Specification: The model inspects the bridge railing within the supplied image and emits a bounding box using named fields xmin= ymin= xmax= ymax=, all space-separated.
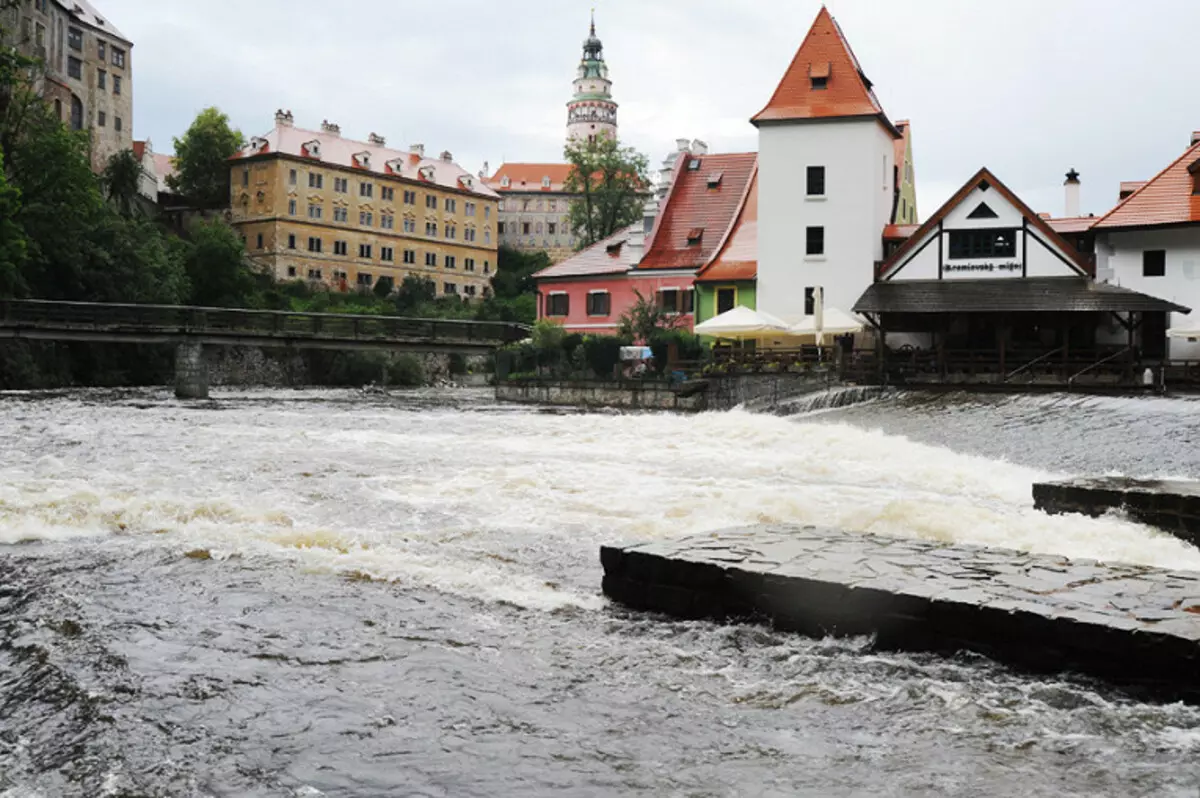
xmin=0 ymin=299 xmax=529 ymax=345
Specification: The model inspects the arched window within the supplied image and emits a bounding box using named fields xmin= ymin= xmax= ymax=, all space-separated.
xmin=69 ymin=95 xmax=83 ymax=131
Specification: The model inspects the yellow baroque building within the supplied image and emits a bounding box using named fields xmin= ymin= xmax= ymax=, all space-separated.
xmin=230 ymin=112 xmax=499 ymax=299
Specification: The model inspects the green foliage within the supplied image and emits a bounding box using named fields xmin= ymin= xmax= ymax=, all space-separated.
xmin=394 ymin=274 xmax=437 ymax=312
xmin=0 ymin=143 xmax=26 ymax=296
xmin=101 ymin=148 xmax=143 ymax=217
xmin=175 ymin=218 xmax=255 ymax=307
xmin=531 ymin=318 xmax=566 ymax=351
xmin=167 ymin=107 xmax=243 ymax=209
xmin=492 ymin=246 xmax=550 ymax=299
xmin=304 ymin=351 xmax=425 ymax=388
xmin=617 ymin=289 xmax=686 ymax=344
xmin=372 ymin=275 xmax=394 ymax=298
xmin=563 ymin=133 xmax=650 ymax=249
xmin=647 ymin=329 xmax=703 ymax=375
xmin=583 ymin=335 xmax=627 ymax=379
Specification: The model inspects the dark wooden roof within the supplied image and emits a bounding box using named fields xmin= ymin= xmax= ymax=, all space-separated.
xmin=853 ymin=278 xmax=1190 ymax=315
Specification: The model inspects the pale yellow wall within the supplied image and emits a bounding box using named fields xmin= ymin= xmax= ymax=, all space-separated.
xmin=231 ymin=157 xmax=499 ymax=298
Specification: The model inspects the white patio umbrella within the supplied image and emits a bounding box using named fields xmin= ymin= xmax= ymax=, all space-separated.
xmin=788 ymin=308 xmax=865 ymax=344
xmin=1168 ymin=324 xmax=1200 ymax=340
xmin=694 ymin=305 xmax=791 ymax=341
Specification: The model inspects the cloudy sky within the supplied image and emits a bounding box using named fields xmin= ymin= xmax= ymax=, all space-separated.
xmin=103 ymin=0 xmax=1197 ymax=220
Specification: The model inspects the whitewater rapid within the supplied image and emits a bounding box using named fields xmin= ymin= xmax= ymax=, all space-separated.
xmin=1 ymin=389 xmax=1195 ymax=613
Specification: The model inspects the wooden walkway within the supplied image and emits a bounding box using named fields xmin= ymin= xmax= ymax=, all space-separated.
xmin=0 ymin=299 xmax=527 ymax=355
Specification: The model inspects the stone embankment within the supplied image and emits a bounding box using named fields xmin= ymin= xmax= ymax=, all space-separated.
xmin=1034 ymin=478 xmax=1200 ymax=548
xmin=602 ymin=525 xmax=1200 ymax=701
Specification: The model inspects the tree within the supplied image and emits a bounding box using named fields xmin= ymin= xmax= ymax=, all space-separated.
xmin=394 ymin=275 xmax=437 ymax=313
xmin=0 ymin=143 xmax=26 ymax=296
xmin=175 ymin=218 xmax=254 ymax=307
xmin=563 ymin=133 xmax=649 ymax=249
xmin=167 ymin=107 xmax=243 ymax=209
xmin=101 ymin=148 xmax=143 ymax=217
xmin=492 ymin=246 xmax=550 ymax=300
xmin=617 ymin=289 xmax=685 ymax=344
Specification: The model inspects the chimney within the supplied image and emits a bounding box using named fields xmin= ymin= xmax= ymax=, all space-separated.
xmin=321 ymin=120 xmax=341 ymax=136
xmin=675 ymin=138 xmax=691 ymax=152
xmin=275 ymin=109 xmax=293 ymax=127
xmin=410 ymin=143 xmax=425 ymax=158
xmin=1192 ymin=131 xmax=1200 ymax=146
xmin=1064 ymin=168 xmax=1081 ymax=218
xmin=368 ymin=132 xmax=386 ymax=146
xmin=691 ymin=139 xmax=709 ymax=156
xmin=440 ymin=150 xmax=454 ymax=163
xmin=626 ymin=196 xmax=659 ymax=265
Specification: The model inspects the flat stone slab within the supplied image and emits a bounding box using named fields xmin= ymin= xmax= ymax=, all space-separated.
xmin=601 ymin=525 xmax=1200 ymax=702
xmin=1034 ymin=477 xmax=1200 ymax=547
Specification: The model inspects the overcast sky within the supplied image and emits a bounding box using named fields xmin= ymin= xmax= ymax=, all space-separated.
xmin=103 ymin=0 xmax=1197 ymax=220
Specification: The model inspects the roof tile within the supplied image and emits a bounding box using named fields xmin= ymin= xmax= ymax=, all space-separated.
xmin=533 ymin=223 xmax=641 ymax=280
xmin=1095 ymin=141 xmax=1200 ymax=230
xmin=485 ymin=163 xmax=575 ymax=193
xmin=696 ymin=167 xmax=759 ymax=283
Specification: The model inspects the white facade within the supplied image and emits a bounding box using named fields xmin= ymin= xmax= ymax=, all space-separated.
xmin=1096 ymin=227 xmax=1200 ymax=358
xmin=757 ymin=117 xmax=896 ymax=320
xmin=887 ymin=183 xmax=1087 ymax=282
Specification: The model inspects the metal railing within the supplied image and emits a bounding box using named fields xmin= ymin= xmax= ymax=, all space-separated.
xmin=1004 ymin=346 xmax=1065 ymax=383
xmin=0 ymin=299 xmax=528 ymax=347
xmin=1067 ymin=347 xmax=1134 ymax=389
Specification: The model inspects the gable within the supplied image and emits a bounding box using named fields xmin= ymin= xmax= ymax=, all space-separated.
xmin=881 ymin=170 xmax=1090 ymax=282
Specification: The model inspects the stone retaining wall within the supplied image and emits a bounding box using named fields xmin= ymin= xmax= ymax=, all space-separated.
xmin=495 ymin=380 xmax=704 ymax=412
xmin=1034 ymin=477 xmax=1200 ymax=547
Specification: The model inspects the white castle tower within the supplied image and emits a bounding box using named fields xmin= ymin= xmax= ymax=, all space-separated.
xmin=567 ymin=13 xmax=619 ymax=144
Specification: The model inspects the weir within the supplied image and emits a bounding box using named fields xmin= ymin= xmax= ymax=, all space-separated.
xmin=601 ymin=525 xmax=1200 ymax=701
xmin=1034 ymin=477 xmax=1200 ymax=547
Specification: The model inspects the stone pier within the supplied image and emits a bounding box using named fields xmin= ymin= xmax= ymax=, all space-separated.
xmin=1034 ymin=478 xmax=1200 ymax=547
xmin=174 ymin=341 xmax=209 ymax=399
xmin=601 ymin=525 xmax=1200 ymax=701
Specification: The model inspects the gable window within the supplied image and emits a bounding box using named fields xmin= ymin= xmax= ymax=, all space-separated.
xmin=806 ymin=226 xmax=825 ymax=256
xmin=948 ymin=229 xmax=1017 ymax=260
xmin=811 ymin=77 xmax=828 ymax=90
xmin=807 ymin=166 xmax=826 ymax=197
xmin=966 ymin=202 xmax=999 ymax=220
xmin=547 ymin=293 xmax=569 ymax=317
xmin=1143 ymin=250 xmax=1166 ymax=278
xmin=587 ymin=291 xmax=611 ymax=317
xmin=716 ymin=288 xmax=737 ymax=315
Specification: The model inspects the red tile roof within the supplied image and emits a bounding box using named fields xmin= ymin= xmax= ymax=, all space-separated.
xmin=696 ymin=166 xmax=759 ymax=283
xmin=752 ymin=6 xmax=896 ymax=136
xmin=533 ymin=223 xmax=641 ymax=280
xmin=132 ymin=140 xmax=146 ymax=161
xmin=638 ymin=152 xmax=757 ymax=271
xmin=485 ymin=163 xmax=575 ymax=193
xmin=882 ymin=223 xmax=920 ymax=240
xmin=1046 ymin=217 xmax=1097 ymax=235
xmin=879 ymin=168 xmax=1093 ymax=279
xmin=1119 ymin=180 xmax=1147 ymax=198
xmin=1094 ymin=141 xmax=1200 ymax=231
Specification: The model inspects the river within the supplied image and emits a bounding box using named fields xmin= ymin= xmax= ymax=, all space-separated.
xmin=2 ymin=388 xmax=1200 ymax=797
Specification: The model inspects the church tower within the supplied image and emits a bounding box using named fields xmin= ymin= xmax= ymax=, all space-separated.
xmin=567 ymin=13 xmax=619 ymax=145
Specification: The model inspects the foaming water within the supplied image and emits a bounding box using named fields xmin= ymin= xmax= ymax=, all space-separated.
xmin=3 ymin=387 xmax=1200 ymax=796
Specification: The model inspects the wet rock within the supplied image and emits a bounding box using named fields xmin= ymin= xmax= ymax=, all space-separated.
xmin=1034 ymin=478 xmax=1200 ymax=547
xmin=601 ymin=525 xmax=1200 ymax=702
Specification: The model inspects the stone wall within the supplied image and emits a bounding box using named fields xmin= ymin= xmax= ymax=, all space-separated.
xmin=496 ymin=380 xmax=703 ymax=412
xmin=705 ymin=372 xmax=841 ymax=411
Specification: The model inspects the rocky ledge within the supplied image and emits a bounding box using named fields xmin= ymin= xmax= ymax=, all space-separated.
xmin=1034 ymin=477 xmax=1200 ymax=547
xmin=601 ymin=525 xmax=1200 ymax=702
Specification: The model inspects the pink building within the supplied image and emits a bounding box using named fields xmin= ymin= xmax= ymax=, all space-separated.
xmin=534 ymin=148 xmax=758 ymax=336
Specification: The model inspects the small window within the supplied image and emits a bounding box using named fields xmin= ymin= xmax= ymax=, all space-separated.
xmin=404 ymin=250 xmax=416 ymax=264
xmin=288 ymin=200 xmax=297 ymax=216
xmin=1144 ymin=250 xmax=1166 ymax=278
xmin=426 ymin=195 xmax=438 ymax=209
xmin=426 ymin=252 xmax=437 ymax=267
xmin=811 ymin=77 xmax=828 ymax=90
xmin=716 ymin=288 xmax=736 ymax=315
xmin=381 ymin=186 xmax=394 ymax=201
xmin=587 ymin=292 xmax=611 ymax=317
xmin=308 ymin=172 xmax=323 ymax=189
xmin=333 ymin=241 xmax=348 ymax=256
xmin=522 ymin=223 xmax=531 ymax=236
xmin=307 ymin=204 xmax=322 ymax=220
xmin=359 ymin=244 xmax=373 ymax=259
xmin=334 ymin=207 xmax=348 ymax=222
xmin=97 ymin=70 xmax=106 ymax=90
xmin=360 ymin=182 xmax=374 ymax=198
xmin=360 ymin=211 xmax=374 ymax=227
xmin=98 ymin=41 xmax=106 ymax=60
xmin=241 ymin=169 xmax=249 ymax=187
xmin=682 ymin=291 xmax=695 ymax=315
xmin=805 ymin=287 xmax=816 ymax=316
xmin=307 ymin=237 xmax=322 ymax=253
xmin=465 ymin=258 xmax=475 ymax=272
xmin=444 ymin=283 xmax=458 ymax=296
xmin=287 ymin=234 xmax=297 ymax=250
xmin=307 ymin=268 xmax=322 ymax=280
xmin=548 ymin=222 xmax=557 ymax=235
xmin=806 ymin=166 xmax=825 ymax=197
xmin=687 ymin=159 xmax=701 ymax=171
xmin=966 ymin=202 xmax=999 ymax=220
xmin=111 ymin=48 xmax=125 ymax=68
xmin=114 ymin=117 xmax=122 ymax=132
xmin=381 ymin=247 xmax=394 ymax=262
xmin=806 ymin=227 xmax=825 ymax=256
xmin=67 ymin=56 xmax=82 ymax=79
xmin=289 ymin=169 xmax=297 ymax=186
xmin=113 ymin=75 xmax=121 ymax=95
xmin=97 ymin=111 xmax=106 ymax=127
xmin=547 ymin=294 xmax=569 ymax=317
xmin=445 ymin=256 xmax=456 ymax=269
xmin=357 ymin=273 xmax=373 ymax=286
xmin=658 ymin=290 xmax=679 ymax=314
xmin=687 ymin=228 xmax=704 ymax=246
xmin=287 ymin=266 xmax=297 ymax=278
xmin=256 ymin=233 xmax=264 ymax=250
xmin=67 ymin=26 xmax=82 ymax=51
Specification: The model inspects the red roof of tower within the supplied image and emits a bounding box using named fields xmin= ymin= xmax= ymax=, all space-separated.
xmin=752 ymin=6 xmax=896 ymax=136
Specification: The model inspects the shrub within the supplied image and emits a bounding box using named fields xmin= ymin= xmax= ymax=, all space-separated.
xmin=583 ymin=335 xmax=626 ymax=379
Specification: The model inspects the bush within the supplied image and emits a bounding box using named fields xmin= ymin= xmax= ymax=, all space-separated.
xmin=583 ymin=335 xmax=626 ymax=379
xmin=648 ymin=330 xmax=703 ymax=375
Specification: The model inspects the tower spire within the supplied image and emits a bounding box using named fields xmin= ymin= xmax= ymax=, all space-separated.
xmin=590 ymin=8 xmax=596 ymax=38
xmin=567 ymin=10 xmax=619 ymax=145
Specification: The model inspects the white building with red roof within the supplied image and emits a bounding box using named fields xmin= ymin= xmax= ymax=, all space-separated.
xmin=1092 ymin=132 xmax=1200 ymax=357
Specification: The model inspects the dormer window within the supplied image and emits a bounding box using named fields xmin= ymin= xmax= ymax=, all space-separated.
xmin=687 ymin=159 xmax=701 ymax=171
xmin=303 ymin=139 xmax=321 ymax=159
xmin=501 ymin=176 xmax=511 ymax=188
xmin=420 ymin=165 xmax=435 ymax=181
xmin=1189 ymin=158 xmax=1200 ymax=196
xmin=809 ymin=62 xmax=831 ymax=90
xmin=353 ymin=151 xmax=371 ymax=169
xmin=542 ymin=176 xmax=552 ymax=188
xmin=707 ymin=172 xmax=723 ymax=189
xmin=250 ymin=136 xmax=268 ymax=154
xmin=460 ymin=175 xmax=475 ymax=190
xmin=386 ymin=157 xmax=406 ymax=174
xmin=687 ymin=227 xmax=704 ymax=246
